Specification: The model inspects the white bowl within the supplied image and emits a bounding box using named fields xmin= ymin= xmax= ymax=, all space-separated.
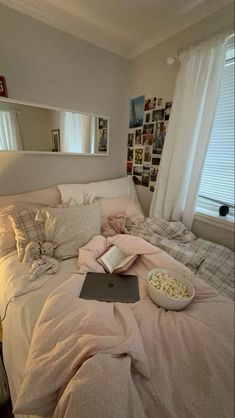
xmin=147 ymin=268 xmax=195 ymax=311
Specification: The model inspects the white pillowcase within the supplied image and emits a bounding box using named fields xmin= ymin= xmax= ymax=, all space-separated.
xmin=38 ymin=201 xmax=101 ymax=260
xmin=58 ymin=176 xmax=142 ymax=210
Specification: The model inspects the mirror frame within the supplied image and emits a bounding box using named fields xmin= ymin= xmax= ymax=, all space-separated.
xmin=0 ymin=97 xmax=110 ymax=156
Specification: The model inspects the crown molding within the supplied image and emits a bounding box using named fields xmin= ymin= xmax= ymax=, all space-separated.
xmin=0 ymin=0 xmax=130 ymax=58
xmin=129 ymin=0 xmax=234 ymax=58
xmin=0 ymin=0 xmax=233 ymax=60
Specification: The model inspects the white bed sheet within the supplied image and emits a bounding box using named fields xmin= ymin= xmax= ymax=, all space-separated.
xmin=0 ymin=251 xmax=78 ymax=418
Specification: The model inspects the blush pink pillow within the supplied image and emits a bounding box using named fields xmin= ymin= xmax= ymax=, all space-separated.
xmin=100 ymin=196 xmax=143 ymax=226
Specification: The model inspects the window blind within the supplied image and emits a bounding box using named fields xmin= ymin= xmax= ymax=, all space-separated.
xmin=198 ymin=40 xmax=235 ymax=211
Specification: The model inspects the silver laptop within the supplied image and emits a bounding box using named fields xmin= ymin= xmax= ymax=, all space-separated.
xmin=79 ymin=272 xmax=139 ymax=303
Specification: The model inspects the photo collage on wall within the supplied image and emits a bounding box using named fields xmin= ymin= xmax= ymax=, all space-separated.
xmin=126 ymin=95 xmax=172 ymax=193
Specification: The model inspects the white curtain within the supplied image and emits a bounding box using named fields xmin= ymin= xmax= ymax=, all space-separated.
xmin=150 ymin=32 xmax=232 ymax=228
xmin=0 ymin=110 xmax=22 ymax=150
xmin=60 ymin=112 xmax=95 ymax=153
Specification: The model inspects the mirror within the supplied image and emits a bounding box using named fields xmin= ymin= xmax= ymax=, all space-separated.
xmin=0 ymin=98 xmax=109 ymax=155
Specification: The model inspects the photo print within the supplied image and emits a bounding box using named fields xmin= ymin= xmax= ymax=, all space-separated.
xmin=142 ymin=134 xmax=153 ymax=146
xmin=150 ymin=182 xmax=155 ymax=193
xmin=0 ymin=75 xmax=8 ymax=97
xmin=143 ymin=164 xmax=150 ymax=171
xmin=133 ymin=175 xmax=142 ymax=185
xmin=143 ymin=123 xmax=154 ymax=135
xmin=150 ymin=166 xmax=158 ymax=182
xmin=51 ymin=129 xmax=60 ymax=152
xmin=135 ymin=129 xmax=142 ymax=145
xmin=145 ymin=113 xmax=150 ymax=123
xmin=127 ymin=132 xmax=134 ymax=147
xmin=149 ymin=97 xmax=157 ymax=110
xmin=152 ymin=122 xmax=166 ymax=154
xmin=133 ymin=165 xmax=143 ymax=176
xmin=157 ymin=98 xmax=163 ymax=106
xmin=144 ymin=97 xmax=156 ymax=111
xmin=152 ymin=108 xmax=165 ymax=122
xmin=129 ymin=95 xmax=145 ymax=128
xmin=98 ymin=117 xmax=108 ymax=129
xmin=134 ymin=148 xmax=143 ymax=165
xmin=165 ymin=102 xmax=172 ymax=120
xmin=144 ymin=146 xmax=152 ymax=163
xmin=126 ymin=161 xmax=133 ymax=175
xmin=152 ymin=157 xmax=161 ymax=166
xmin=142 ymin=171 xmax=150 ymax=187
xmin=127 ymin=148 xmax=133 ymax=161
xmin=144 ymin=99 xmax=151 ymax=111
xmin=98 ymin=129 xmax=107 ymax=152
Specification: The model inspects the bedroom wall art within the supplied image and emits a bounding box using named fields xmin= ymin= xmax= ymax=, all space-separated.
xmin=126 ymin=95 xmax=172 ymax=193
xmin=0 ymin=75 xmax=8 ymax=97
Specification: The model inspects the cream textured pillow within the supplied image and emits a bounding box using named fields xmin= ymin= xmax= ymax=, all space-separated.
xmin=8 ymin=208 xmax=46 ymax=261
xmin=40 ymin=201 xmax=101 ymax=260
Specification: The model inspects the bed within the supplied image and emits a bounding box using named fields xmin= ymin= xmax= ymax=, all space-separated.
xmin=0 ymin=176 xmax=234 ymax=418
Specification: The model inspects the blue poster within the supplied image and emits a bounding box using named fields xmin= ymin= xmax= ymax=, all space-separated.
xmin=129 ymin=95 xmax=145 ymax=128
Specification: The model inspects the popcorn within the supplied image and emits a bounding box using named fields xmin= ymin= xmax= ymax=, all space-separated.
xmin=149 ymin=271 xmax=190 ymax=299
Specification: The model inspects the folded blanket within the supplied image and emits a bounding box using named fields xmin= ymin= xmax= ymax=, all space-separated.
xmin=14 ymin=235 xmax=234 ymax=418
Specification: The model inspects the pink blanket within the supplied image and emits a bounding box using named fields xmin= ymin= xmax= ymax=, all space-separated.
xmin=14 ymin=235 xmax=234 ymax=418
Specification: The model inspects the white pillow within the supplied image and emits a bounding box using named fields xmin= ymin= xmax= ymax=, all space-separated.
xmin=58 ymin=177 xmax=142 ymax=211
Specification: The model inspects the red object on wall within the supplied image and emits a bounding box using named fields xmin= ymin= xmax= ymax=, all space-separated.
xmin=0 ymin=75 xmax=8 ymax=97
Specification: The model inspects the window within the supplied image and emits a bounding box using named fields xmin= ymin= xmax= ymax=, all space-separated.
xmin=60 ymin=112 xmax=95 ymax=153
xmin=197 ymin=38 xmax=235 ymax=221
xmin=0 ymin=110 xmax=22 ymax=150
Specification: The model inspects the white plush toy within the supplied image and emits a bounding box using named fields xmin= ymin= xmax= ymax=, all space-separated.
xmin=40 ymin=241 xmax=56 ymax=257
xmin=23 ymin=241 xmax=41 ymax=263
xmin=23 ymin=240 xmax=59 ymax=281
xmin=29 ymin=256 xmax=59 ymax=281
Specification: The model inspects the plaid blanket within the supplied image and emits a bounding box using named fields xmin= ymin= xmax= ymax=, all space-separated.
xmin=126 ymin=216 xmax=234 ymax=300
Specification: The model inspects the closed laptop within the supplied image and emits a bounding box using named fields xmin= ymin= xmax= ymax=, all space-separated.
xmin=79 ymin=272 xmax=139 ymax=303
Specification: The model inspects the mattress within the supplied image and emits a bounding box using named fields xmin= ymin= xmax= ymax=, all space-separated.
xmin=0 ymin=251 xmax=78 ymax=418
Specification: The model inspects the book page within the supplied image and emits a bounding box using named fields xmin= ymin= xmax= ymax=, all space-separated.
xmin=114 ymin=254 xmax=137 ymax=274
xmin=99 ymin=245 xmax=126 ymax=273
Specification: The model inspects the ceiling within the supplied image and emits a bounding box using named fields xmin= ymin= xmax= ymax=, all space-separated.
xmin=0 ymin=0 xmax=233 ymax=58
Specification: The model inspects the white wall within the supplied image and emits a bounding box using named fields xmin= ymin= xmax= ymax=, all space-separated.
xmin=128 ymin=3 xmax=234 ymax=249
xmin=0 ymin=4 xmax=129 ymax=195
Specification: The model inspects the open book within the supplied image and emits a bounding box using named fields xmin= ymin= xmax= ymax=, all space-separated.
xmin=98 ymin=245 xmax=137 ymax=274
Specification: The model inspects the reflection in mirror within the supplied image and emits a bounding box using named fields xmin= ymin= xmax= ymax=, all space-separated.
xmin=0 ymin=99 xmax=109 ymax=154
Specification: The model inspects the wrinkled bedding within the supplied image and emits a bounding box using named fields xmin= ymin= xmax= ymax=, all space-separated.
xmin=0 ymin=251 xmax=79 ymax=418
xmin=14 ymin=235 xmax=234 ymax=418
xmin=126 ymin=215 xmax=234 ymax=300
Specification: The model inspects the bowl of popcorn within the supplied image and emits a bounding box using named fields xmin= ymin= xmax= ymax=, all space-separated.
xmin=147 ymin=268 xmax=195 ymax=311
